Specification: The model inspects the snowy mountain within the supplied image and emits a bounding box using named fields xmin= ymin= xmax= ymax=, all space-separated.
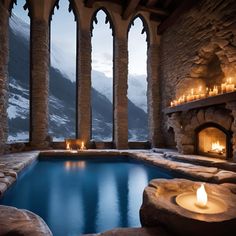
xmin=7 ymin=14 xmax=148 ymax=142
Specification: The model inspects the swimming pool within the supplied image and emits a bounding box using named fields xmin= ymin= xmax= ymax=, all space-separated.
xmin=0 ymin=156 xmax=179 ymax=236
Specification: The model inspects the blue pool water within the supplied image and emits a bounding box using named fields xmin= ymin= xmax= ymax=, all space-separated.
xmin=0 ymin=156 xmax=178 ymax=236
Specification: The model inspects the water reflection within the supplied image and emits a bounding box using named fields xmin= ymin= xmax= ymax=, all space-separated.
xmin=64 ymin=161 xmax=86 ymax=170
xmin=0 ymin=159 xmax=174 ymax=236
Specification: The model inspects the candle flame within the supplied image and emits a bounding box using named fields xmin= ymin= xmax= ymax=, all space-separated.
xmin=80 ymin=141 xmax=86 ymax=150
xmin=66 ymin=142 xmax=70 ymax=150
xmin=169 ymin=76 xmax=236 ymax=107
xmin=196 ymin=184 xmax=208 ymax=208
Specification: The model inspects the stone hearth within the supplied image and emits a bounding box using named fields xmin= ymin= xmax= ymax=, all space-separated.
xmin=167 ymin=100 xmax=236 ymax=161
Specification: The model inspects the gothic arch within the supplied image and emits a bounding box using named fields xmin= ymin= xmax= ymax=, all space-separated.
xmin=128 ymin=14 xmax=150 ymax=46
xmin=90 ymin=7 xmax=114 ymax=36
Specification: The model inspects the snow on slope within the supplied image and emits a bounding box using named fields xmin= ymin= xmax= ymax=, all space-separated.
xmin=7 ymin=77 xmax=29 ymax=119
xmin=9 ymin=13 xmax=30 ymax=40
xmin=8 ymin=14 xmax=148 ymax=141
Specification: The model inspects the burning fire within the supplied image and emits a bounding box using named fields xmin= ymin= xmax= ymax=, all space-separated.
xmin=196 ymin=184 xmax=208 ymax=208
xmin=211 ymin=141 xmax=224 ymax=153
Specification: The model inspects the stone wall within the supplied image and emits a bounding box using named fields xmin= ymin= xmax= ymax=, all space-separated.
xmin=0 ymin=3 xmax=9 ymax=154
xmin=167 ymin=105 xmax=234 ymax=156
xmin=160 ymin=0 xmax=236 ymax=146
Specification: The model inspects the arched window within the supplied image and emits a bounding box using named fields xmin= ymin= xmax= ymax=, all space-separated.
xmin=91 ymin=9 xmax=113 ymax=141
xmin=128 ymin=16 xmax=148 ymax=141
xmin=8 ymin=0 xmax=30 ymax=142
xmin=49 ymin=0 xmax=76 ymax=141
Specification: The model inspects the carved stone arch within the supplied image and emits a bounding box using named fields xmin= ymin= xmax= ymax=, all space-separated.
xmin=127 ymin=13 xmax=150 ymax=47
xmin=90 ymin=7 xmax=114 ymax=37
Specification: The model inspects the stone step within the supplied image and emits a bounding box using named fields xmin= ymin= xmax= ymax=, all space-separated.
xmin=162 ymin=151 xmax=236 ymax=173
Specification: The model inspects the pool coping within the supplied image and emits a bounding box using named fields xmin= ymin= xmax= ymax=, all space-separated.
xmin=1 ymin=149 xmax=236 ymax=236
xmin=1 ymin=149 xmax=236 ymax=197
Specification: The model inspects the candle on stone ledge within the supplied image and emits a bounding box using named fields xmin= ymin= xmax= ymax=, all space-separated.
xmin=175 ymin=183 xmax=227 ymax=214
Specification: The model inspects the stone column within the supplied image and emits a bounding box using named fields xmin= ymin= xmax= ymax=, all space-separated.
xmin=113 ymin=35 xmax=128 ymax=149
xmin=226 ymin=102 xmax=236 ymax=161
xmin=0 ymin=2 xmax=9 ymax=154
xmin=30 ymin=18 xmax=50 ymax=148
xmin=76 ymin=26 xmax=91 ymax=145
xmin=147 ymin=42 xmax=163 ymax=147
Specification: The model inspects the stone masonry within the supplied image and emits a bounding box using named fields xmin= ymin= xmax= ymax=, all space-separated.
xmin=167 ymin=104 xmax=236 ymax=160
xmin=160 ymin=0 xmax=236 ymax=147
xmin=77 ymin=27 xmax=92 ymax=146
xmin=0 ymin=2 xmax=9 ymax=154
xmin=147 ymin=42 xmax=163 ymax=147
xmin=0 ymin=0 xmax=163 ymax=151
xmin=30 ymin=19 xmax=50 ymax=148
xmin=114 ymin=36 xmax=129 ymax=149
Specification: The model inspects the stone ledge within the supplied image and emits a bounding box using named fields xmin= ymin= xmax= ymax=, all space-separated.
xmin=163 ymin=151 xmax=236 ymax=172
xmin=0 ymin=205 xmax=52 ymax=236
xmin=40 ymin=149 xmax=236 ymax=184
xmin=0 ymin=151 xmax=39 ymax=196
xmin=140 ymin=179 xmax=236 ymax=236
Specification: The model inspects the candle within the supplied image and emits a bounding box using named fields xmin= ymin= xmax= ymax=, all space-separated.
xmin=196 ymin=184 xmax=208 ymax=208
xmin=221 ymin=83 xmax=226 ymax=93
xmin=175 ymin=183 xmax=227 ymax=214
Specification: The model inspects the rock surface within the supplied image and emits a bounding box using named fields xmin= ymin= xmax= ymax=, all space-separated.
xmin=0 ymin=205 xmax=52 ymax=236
xmin=0 ymin=151 xmax=39 ymax=196
xmin=140 ymin=179 xmax=236 ymax=236
xmin=83 ymin=227 xmax=170 ymax=236
xmin=40 ymin=149 xmax=236 ymax=184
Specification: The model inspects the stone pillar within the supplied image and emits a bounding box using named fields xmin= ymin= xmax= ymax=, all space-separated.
xmin=30 ymin=18 xmax=50 ymax=148
xmin=76 ymin=26 xmax=91 ymax=145
xmin=226 ymin=102 xmax=236 ymax=161
xmin=0 ymin=2 xmax=9 ymax=154
xmin=113 ymin=35 xmax=128 ymax=149
xmin=147 ymin=42 xmax=163 ymax=147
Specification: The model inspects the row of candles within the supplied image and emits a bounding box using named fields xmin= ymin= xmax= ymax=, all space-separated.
xmin=66 ymin=141 xmax=86 ymax=151
xmin=170 ymin=78 xmax=236 ymax=107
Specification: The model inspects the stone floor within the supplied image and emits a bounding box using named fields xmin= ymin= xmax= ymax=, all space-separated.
xmin=1 ymin=149 xmax=236 ymax=236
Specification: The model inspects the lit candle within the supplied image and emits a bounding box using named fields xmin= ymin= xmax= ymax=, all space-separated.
xmin=195 ymin=184 xmax=208 ymax=208
xmin=221 ymin=83 xmax=226 ymax=93
xmin=80 ymin=141 xmax=86 ymax=150
xmin=66 ymin=142 xmax=71 ymax=150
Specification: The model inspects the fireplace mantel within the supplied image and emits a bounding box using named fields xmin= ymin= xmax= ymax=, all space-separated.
xmin=164 ymin=91 xmax=236 ymax=114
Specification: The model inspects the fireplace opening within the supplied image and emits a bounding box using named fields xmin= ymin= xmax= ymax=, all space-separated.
xmin=195 ymin=123 xmax=232 ymax=159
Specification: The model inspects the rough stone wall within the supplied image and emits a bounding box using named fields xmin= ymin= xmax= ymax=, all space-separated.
xmin=30 ymin=19 xmax=50 ymax=148
xmin=160 ymin=0 xmax=236 ymax=146
xmin=0 ymin=3 xmax=9 ymax=154
xmin=147 ymin=43 xmax=164 ymax=147
xmin=114 ymin=37 xmax=129 ymax=149
xmin=167 ymin=105 xmax=234 ymax=156
xmin=77 ymin=28 xmax=92 ymax=146
xmin=226 ymin=102 xmax=236 ymax=160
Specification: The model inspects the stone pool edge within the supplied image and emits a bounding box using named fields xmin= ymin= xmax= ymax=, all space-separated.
xmin=1 ymin=149 xmax=236 ymax=236
xmin=1 ymin=149 xmax=236 ymax=197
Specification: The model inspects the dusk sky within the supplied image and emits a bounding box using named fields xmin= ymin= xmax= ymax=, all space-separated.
xmin=13 ymin=0 xmax=147 ymax=80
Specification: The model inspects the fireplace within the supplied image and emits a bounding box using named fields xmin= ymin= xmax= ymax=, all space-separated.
xmin=195 ymin=123 xmax=232 ymax=159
